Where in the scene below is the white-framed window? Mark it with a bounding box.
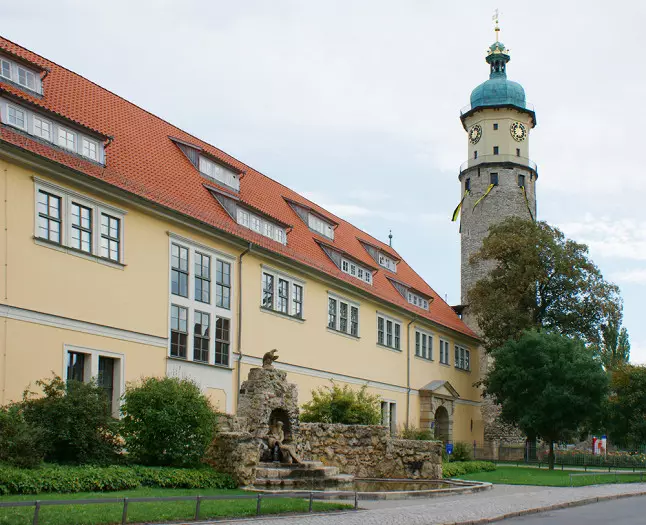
[381,401,397,435]
[415,329,433,360]
[0,99,104,163]
[0,56,42,94]
[7,104,26,130]
[261,266,304,319]
[439,339,450,365]
[199,155,240,191]
[407,291,429,310]
[378,252,397,272]
[377,313,401,350]
[168,234,235,367]
[64,345,124,418]
[58,126,76,151]
[34,115,52,141]
[34,179,125,264]
[340,257,372,285]
[17,66,37,91]
[308,213,334,239]
[455,345,470,371]
[236,206,287,245]
[0,59,10,80]
[327,294,359,337]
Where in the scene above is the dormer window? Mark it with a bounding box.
[378,252,397,272]
[341,257,372,285]
[236,207,286,245]
[308,213,334,240]
[407,291,429,310]
[199,156,240,192]
[0,55,42,95]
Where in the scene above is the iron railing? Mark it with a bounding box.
[569,471,646,487]
[0,491,360,525]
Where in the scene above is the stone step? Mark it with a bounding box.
[258,461,324,470]
[253,475,354,488]
[256,465,340,480]
[255,468,294,479]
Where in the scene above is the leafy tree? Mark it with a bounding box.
[21,376,121,465]
[0,404,46,468]
[483,331,608,469]
[469,218,621,351]
[593,315,630,370]
[120,377,217,467]
[300,383,381,425]
[605,365,646,448]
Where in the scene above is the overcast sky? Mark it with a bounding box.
[3,0,644,362]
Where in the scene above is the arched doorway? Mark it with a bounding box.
[434,406,450,442]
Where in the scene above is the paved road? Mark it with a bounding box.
[499,495,646,524]
[205,483,646,524]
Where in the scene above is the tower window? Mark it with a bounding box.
[474,151,478,159]
[465,178,471,192]
[518,174,525,188]
[493,146,499,155]
[516,148,521,157]
[493,123,498,130]
[490,173,498,186]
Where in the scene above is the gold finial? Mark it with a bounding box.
[492,8,501,42]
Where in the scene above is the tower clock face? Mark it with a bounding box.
[510,121,527,142]
[468,124,482,144]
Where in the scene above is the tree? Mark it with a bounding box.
[469,218,621,351]
[0,403,46,468]
[21,376,121,465]
[300,383,381,425]
[605,365,646,448]
[120,377,217,467]
[593,315,630,370]
[483,331,609,469]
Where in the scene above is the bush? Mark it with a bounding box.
[442,461,496,478]
[450,441,472,462]
[0,404,46,468]
[399,425,433,440]
[21,376,120,465]
[120,377,217,467]
[0,465,236,495]
[300,383,381,425]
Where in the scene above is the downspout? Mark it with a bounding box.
[406,315,418,428]
[235,243,252,411]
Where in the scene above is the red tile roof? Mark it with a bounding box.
[0,36,476,340]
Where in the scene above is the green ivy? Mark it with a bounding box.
[0,465,236,495]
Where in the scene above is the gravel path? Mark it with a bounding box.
[202,483,646,525]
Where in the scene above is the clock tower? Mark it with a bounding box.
[457,26,537,329]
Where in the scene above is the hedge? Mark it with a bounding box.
[442,461,496,478]
[0,465,236,495]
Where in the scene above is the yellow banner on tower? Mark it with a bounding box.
[451,189,470,222]
[472,184,495,211]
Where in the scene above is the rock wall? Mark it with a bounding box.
[204,431,261,486]
[300,423,442,479]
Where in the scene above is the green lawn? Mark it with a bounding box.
[0,487,351,525]
[455,466,646,487]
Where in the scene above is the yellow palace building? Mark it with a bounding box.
[0,35,484,443]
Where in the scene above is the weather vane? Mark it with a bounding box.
[492,8,501,41]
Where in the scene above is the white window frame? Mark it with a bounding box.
[198,155,240,191]
[58,125,77,152]
[381,400,397,435]
[33,178,126,266]
[167,234,236,368]
[0,55,42,94]
[308,213,334,240]
[260,265,305,319]
[82,137,99,161]
[340,256,372,285]
[407,290,429,310]
[62,344,125,419]
[455,344,471,371]
[439,339,451,365]
[327,293,359,337]
[377,312,402,351]
[378,252,397,272]
[236,206,287,245]
[33,114,52,141]
[0,59,11,80]
[6,104,27,130]
[17,66,37,91]
[415,328,434,361]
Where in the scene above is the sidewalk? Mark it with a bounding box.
[202,483,646,525]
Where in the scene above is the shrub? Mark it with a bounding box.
[300,383,381,425]
[120,377,217,467]
[442,461,496,478]
[399,425,433,441]
[21,376,120,465]
[0,404,46,468]
[0,465,235,495]
[450,441,473,462]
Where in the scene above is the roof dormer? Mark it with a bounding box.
[359,240,399,273]
[388,277,432,310]
[0,53,44,95]
[285,198,337,240]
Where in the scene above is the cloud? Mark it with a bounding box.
[629,341,646,365]
[611,269,646,285]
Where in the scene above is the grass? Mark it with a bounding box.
[0,487,352,525]
[455,466,646,487]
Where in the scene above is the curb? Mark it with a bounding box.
[443,489,646,525]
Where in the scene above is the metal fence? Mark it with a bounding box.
[0,491,360,525]
[569,471,646,487]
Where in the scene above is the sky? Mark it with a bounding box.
[2,0,644,362]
